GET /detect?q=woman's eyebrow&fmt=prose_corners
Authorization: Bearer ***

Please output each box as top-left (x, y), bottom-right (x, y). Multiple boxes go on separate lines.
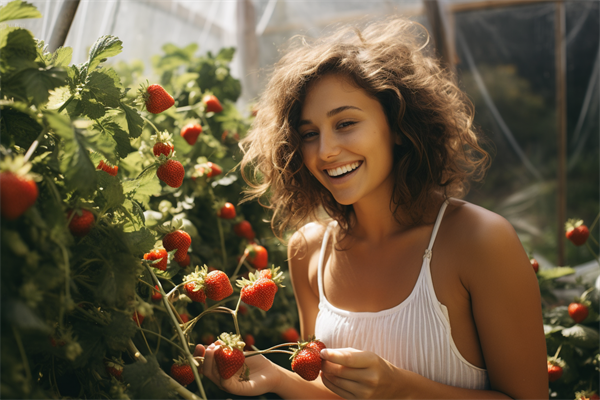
top-left (298, 105), bottom-right (363, 127)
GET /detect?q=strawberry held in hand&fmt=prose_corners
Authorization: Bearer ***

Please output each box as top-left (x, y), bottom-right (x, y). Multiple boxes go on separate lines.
top-left (290, 343), bottom-right (322, 381)
top-left (67, 209), bottom-right (95, 237)
top-left (0, 157), bottom-right (39, 220)
top-left (140, 82), bottom-right (174, 114)
top-left (565, 219), bottom-right (590, 246)
top-left (214, 333), bottom-right (245, 380)
top-left (245, 244), bottom-right (268, 269)
top-left (157, 158), bottom-right (185, 188)
top-left (568, 302), bottom-right (589, 323)
top-left (203, 94), bottom-right (223, 113)
top-left (237, 266), bottom-right (285, 311)
top-left (180, 122), bottom-right (202, 145)
top-left (171, 357), bottom-right (195, 386)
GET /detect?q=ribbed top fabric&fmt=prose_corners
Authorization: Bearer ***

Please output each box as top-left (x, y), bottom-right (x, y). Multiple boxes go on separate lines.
top-left (314, 200), bottom-right (490, 390)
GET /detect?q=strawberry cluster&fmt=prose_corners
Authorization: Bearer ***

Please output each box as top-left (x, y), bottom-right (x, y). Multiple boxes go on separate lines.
top-left (183, 265), bottom-right (234, 304)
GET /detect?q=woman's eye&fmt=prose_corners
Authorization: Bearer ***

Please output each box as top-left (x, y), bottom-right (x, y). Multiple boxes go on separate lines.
top-left (338, 121), bottom-right (356, 129)
top-left (301, 131), bottom-right (318, 140)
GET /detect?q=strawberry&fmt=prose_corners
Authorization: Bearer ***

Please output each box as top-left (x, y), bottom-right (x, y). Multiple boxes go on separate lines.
top-left (181, 123), bottom-right (202, 145)
top-left (565, 219), bottom-right (590, 246)
top-left (142, 83), bottom-right (174, 114)
top-left (217, 202), bottom-right (236, 219)
top-left (243, 334), bottom-right (255, 351)
top-left (530, 258), bottom-right (539, 273)
top-left (144, 248), bottom-right (168, 271)
top-left (259, 268), bottom-right (273, 280)
top-left (180, 313), bottom-right (190, 323)
top-left (245, 244), bottom-right (268, 270)
top-left (201, 333), bottom-right (215, 345)
top-left (306, 339), bottom-right (326, 353)
top-left (178, 254), bottom-right (191, 267)
top-left (152, 131), bottom-right (175, 157)
top-left (204, 270), bottom-right (233, 301)
top-left (205, 162), bottom-right (222, 178)
top-left (105, 359), bottom-right (123, 380)
top-left (281, 327), bottom-right (300, 343)
top-left (163, 230), bottom-right (191, 262)
top-left (151, 285), bottom-right (163, 301)
top-left (67, 209), bottom-right (95, 237)
top-left (96, 160), bottom-right (118, 176)
top-left (547, 361), bottom-right (563, 382)
top-left (171, 359), bottom-right (195, 386)
top-left (0, 171), bottom-right (38, 220)
top-left (291, 346), bottom-right (321, 381)
top-left (221, 130), bottom-right (240, 144)
top-left (214, 333), bottom-right (245, 380)
top-left (237, 267), bottom-right (285, 311)
top-left (184, 281), bottom-right (206, 303)
top-left (568, 302), bottom-right (589, 323)
top-left (157, 159), bottom-right (185, 188)
top-left (132, 311), bottom-right (144, 325)
top-left (234, 220), bottom-right (255, 241)
top-left (203, 94), bottom-right (223, 113)
top-left (238, 304), bottom-right (248, 316)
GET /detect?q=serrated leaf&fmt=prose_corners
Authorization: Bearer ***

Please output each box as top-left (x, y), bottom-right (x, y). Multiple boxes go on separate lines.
top-left (81, 93), bottom-right (105, 119)
top-left (537, 267), bottom-right (576, 282)
top-left (154, 265), bottom-right (181, 280)
top-left (46, 85), bottom-right (71, 110)
top-left (87, 35), bottom-right (122, 71)
top-left (0, 102), bottom-right (42, 147)
top-left (83, 127), bottom-right (117, 164)
top-left (119, 101), bottom-right (143, 138)
top-left (20, 66), bottom-right (68, 106)
top-left (123, 227), bottom-right (155, 256)
top-left (96, 172), bottom-right (125, 210)
top-left (0, 1), bottom-right (41, 23)
top-left (45, 111), bottom-right (97, 197)
top-left (85, 68), bottom-right (121, 108)
top-left (122, 165), bottom-right (161, 207)
top-left (0, 27), bottom-right (37, 74)
top-left (544, 324), bottom-right (564, 336)
top-left (99, 121), bottom-right (134, 159)
top-left (52, 46), bottom-right (73, 68)
top-left (561, 325), bottom-right (600, 349)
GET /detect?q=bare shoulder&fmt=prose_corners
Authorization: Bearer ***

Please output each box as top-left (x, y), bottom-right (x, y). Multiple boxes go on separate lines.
top-left (288, 221), bottom-right (330, 262)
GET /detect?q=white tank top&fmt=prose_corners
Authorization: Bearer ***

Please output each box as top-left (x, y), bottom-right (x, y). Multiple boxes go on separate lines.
top-left (314, 200), bottom-right (490, 390)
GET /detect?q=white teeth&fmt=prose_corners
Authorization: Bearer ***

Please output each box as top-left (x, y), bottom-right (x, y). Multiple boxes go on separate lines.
top-left (326, 162), bottom-right (360, 177)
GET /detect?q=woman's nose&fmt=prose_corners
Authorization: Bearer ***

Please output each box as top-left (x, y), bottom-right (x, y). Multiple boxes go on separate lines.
top-left (318, 131), bottom-right (341, 160)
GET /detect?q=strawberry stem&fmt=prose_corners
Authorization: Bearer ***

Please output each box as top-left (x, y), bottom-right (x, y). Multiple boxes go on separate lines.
top-left (141, 115), bottom-right (161, 134)
top-left (552, 343), bottom-right (563, 361)
top-left (145, 265), bottom-right (207, 400)
top-left (160, 369), bottom-right (200, 400)
top-left (23, 126), bottom-right (48, 163)
top-left (589, 212), bottom-right (600, 232)
top-left (245, 349), bottom-right (294, 358)
top-left (56, 94), bottom-right (74, 114)
top-left (175, 103), bottom-right (203, 112)
top-left (12, 326), bottom-right (32, 386)
top-left (127, 339), bottom-right (147, 363)
top-left (233, 295), bottom-right (242, 337)
top-left (230, 251), bottom-right (248, 280)
top-left (136, 327), bottom-right (186, 353)
top-left (586, 242), bottom-right (599, 266)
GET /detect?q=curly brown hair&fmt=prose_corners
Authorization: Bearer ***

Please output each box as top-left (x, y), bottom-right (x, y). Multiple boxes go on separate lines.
top-left (239, 17), bottom-right (491, 240)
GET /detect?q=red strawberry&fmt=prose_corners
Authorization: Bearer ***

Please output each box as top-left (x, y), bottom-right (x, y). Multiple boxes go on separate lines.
top-left (259, 268), bottom-right (272, 280)
top-left (204, 270), bottom-right (233, 301)
top-left (245, 244), bottom-right (268, 270)
top-left (171, 360), bottom-right (195, 386)
top-left (153, 142), bottom-right (174, 157)
top-left (105, 359), bottom-right (123, 380)
top-left (180, 313), bottom-right (190, 323)
top-left (281, 327), bottom-right (300, 343)
top-left (157, 159), bottom-right (185, 188)
top-left (237, 268), bottom-right (284, 311)
top-left (530, 258), bottom-right (539, 273)
top-left (178, 253), bottom-right (190, 267)
top-left (217, 202), bottom-right (236, 219)
top-left (184, 281), bottom-right (206, 303)
top-left (214, 333), bottom-right (245, 380)
top-left (151, 285), bottom-right (162, 301)
top-left (97, 160), bottom-right (118, 176)
top-left (201, 333), bottom-right (215, 345)
top-left (567, 226), bottom-right (589, 246)
top-left (234, 221), bottom-right (255, 241)
top-left (547, 361), bottom-right (563, 382)
top-left (132, 311), bottom-right (144, 325)
top-left (205, 162), bottom-right (222, 178)
top-left (144, 248), bottom-right (168, 271)
top-left (568, 302), bottom-right (589, 323)
top-left (203, 94), bottom-right (223, 113)
top-left (306, 339), bottom-right (326, 353)
top-left (143, 83), bottom-right (174, 114)
top-left (243, 334), bottom-right (255, 351)
top-left (291, 347), bottom-right (321, 381)
top-left (181, 123), bottom-right (202, 145)
top-left (163, 230), bottom-right (191, 262)
top-left (0, 171), bottom-right (38, 220)
top-left (67, 209), bottom-right (95, 237)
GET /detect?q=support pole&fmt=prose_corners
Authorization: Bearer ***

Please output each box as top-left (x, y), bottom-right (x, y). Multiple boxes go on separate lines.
top-left (48, 0), bottom-right (81, 52)
top-left (555, 0), bottom-right (567, 265)
top-left (424, 0), bottom-right (456, 77)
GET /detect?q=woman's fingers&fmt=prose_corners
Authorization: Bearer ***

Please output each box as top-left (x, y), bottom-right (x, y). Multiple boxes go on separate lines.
top-left (320, 371), bottom-right (356, 399)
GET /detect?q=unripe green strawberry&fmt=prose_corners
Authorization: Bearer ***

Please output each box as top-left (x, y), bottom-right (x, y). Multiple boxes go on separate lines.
top-left (181, 123), bottom-right (202, 145)
top-left (144, 83), bottom-right (174, 114)
top-left (67, 209), bottom-right (95, 237)
top-left (157, 159), bottom-right (185, 188)
top-left (0, 171), bottom-right (38, 220)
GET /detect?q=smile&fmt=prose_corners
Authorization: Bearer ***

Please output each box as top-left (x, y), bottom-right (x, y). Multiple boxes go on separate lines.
top-left (325, 161), bottom-right (362, 177)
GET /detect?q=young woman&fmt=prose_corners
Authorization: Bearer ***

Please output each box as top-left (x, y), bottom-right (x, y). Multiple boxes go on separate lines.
top-left (194, 17), bottom-right (548, 399)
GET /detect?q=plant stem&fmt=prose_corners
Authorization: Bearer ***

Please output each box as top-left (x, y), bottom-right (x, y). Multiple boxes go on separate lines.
top-left (552, 343), bottom-right (563, 361)
top-left (145, 265), bottom-right (207, 400)
top-left (56, 94), bottom-right (74, 114)
top-left (586, 242), bottom-right (599, 265)
top-left (137, 327), bottom-right (186, 353)
top-left (589, 212), bottom-right (600, 232)
top-left (159, 369), bottom-right (200, 400)
top-left (231, 252), bottom-right (248, 280)
top-left (245, 349), bottom-right (294, 358)
top-left (127, 339), bottom-right (147, 363)
top-left (142, 115), bottom-right (160, 134)
top-left (12, 326), bottom-right (32, 392)
top-left (233, 295), bottom-right (242, 337)
top-left (23, 127), bottom-right (48, 163)
top-left (588, 234), bottom-right (599, 247)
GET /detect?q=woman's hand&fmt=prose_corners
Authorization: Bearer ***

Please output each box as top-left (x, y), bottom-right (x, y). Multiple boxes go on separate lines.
top-left (193, 343), bottom-right (282, 397)
top-left (319, 348), bottom-right (408, 399)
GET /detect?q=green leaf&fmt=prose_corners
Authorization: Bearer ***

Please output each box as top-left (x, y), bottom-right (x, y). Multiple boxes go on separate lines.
top-left (20, 66), bottom-right (68, 106)
top-left (46, 85), bottom-right (72, 110)
top-left (45, 110), bottom-right (97, 197)
top-left (87, 35), bottom-right (122, 71)
top-left (537, 267), bottom-right (576, 282)
top-left (99, 120), bottom-right (134, 159)
top-left (0, 1), bottom-right (41, 23)
top-left (52, 46), bottom-right (73, 68)
top-left (85, 68), bottom-right (121, 108)
top-left (123, 227), bottom-right (155, 256)
top-left (122, 165), bottom-right (161, 207)
top-left (80, 93), bottom-right (105, 119)
top-left (119, 101), bottom-right (143, 138)
top-left (561, 325), bottom-right (600, 349)
top-left (0, 101), bottom-right (42, 147)
top-left (216, 47), bottom-right (235, 63)
top-left (544, 324), bottom-right (564, 337)
top-left (82, 127), bottom-right (117, 164)
top-left (96, 172), bottom-right (125, 210)
top-left (0, 26), bottom-right (37, 73)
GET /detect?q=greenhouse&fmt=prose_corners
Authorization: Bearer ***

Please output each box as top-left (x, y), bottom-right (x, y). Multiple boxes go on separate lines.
top-left (1, 0), bottom-right (598, 399)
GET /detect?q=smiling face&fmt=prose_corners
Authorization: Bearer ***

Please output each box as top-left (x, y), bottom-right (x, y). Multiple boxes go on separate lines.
top-left (298, 74), bottom-right (400, 206)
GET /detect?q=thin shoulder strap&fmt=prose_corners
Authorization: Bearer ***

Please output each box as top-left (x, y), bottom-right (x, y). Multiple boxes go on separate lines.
top-left (317, 221), bottom-right (336, 302)
top-left (425, 199), bottom-right (450, 254)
